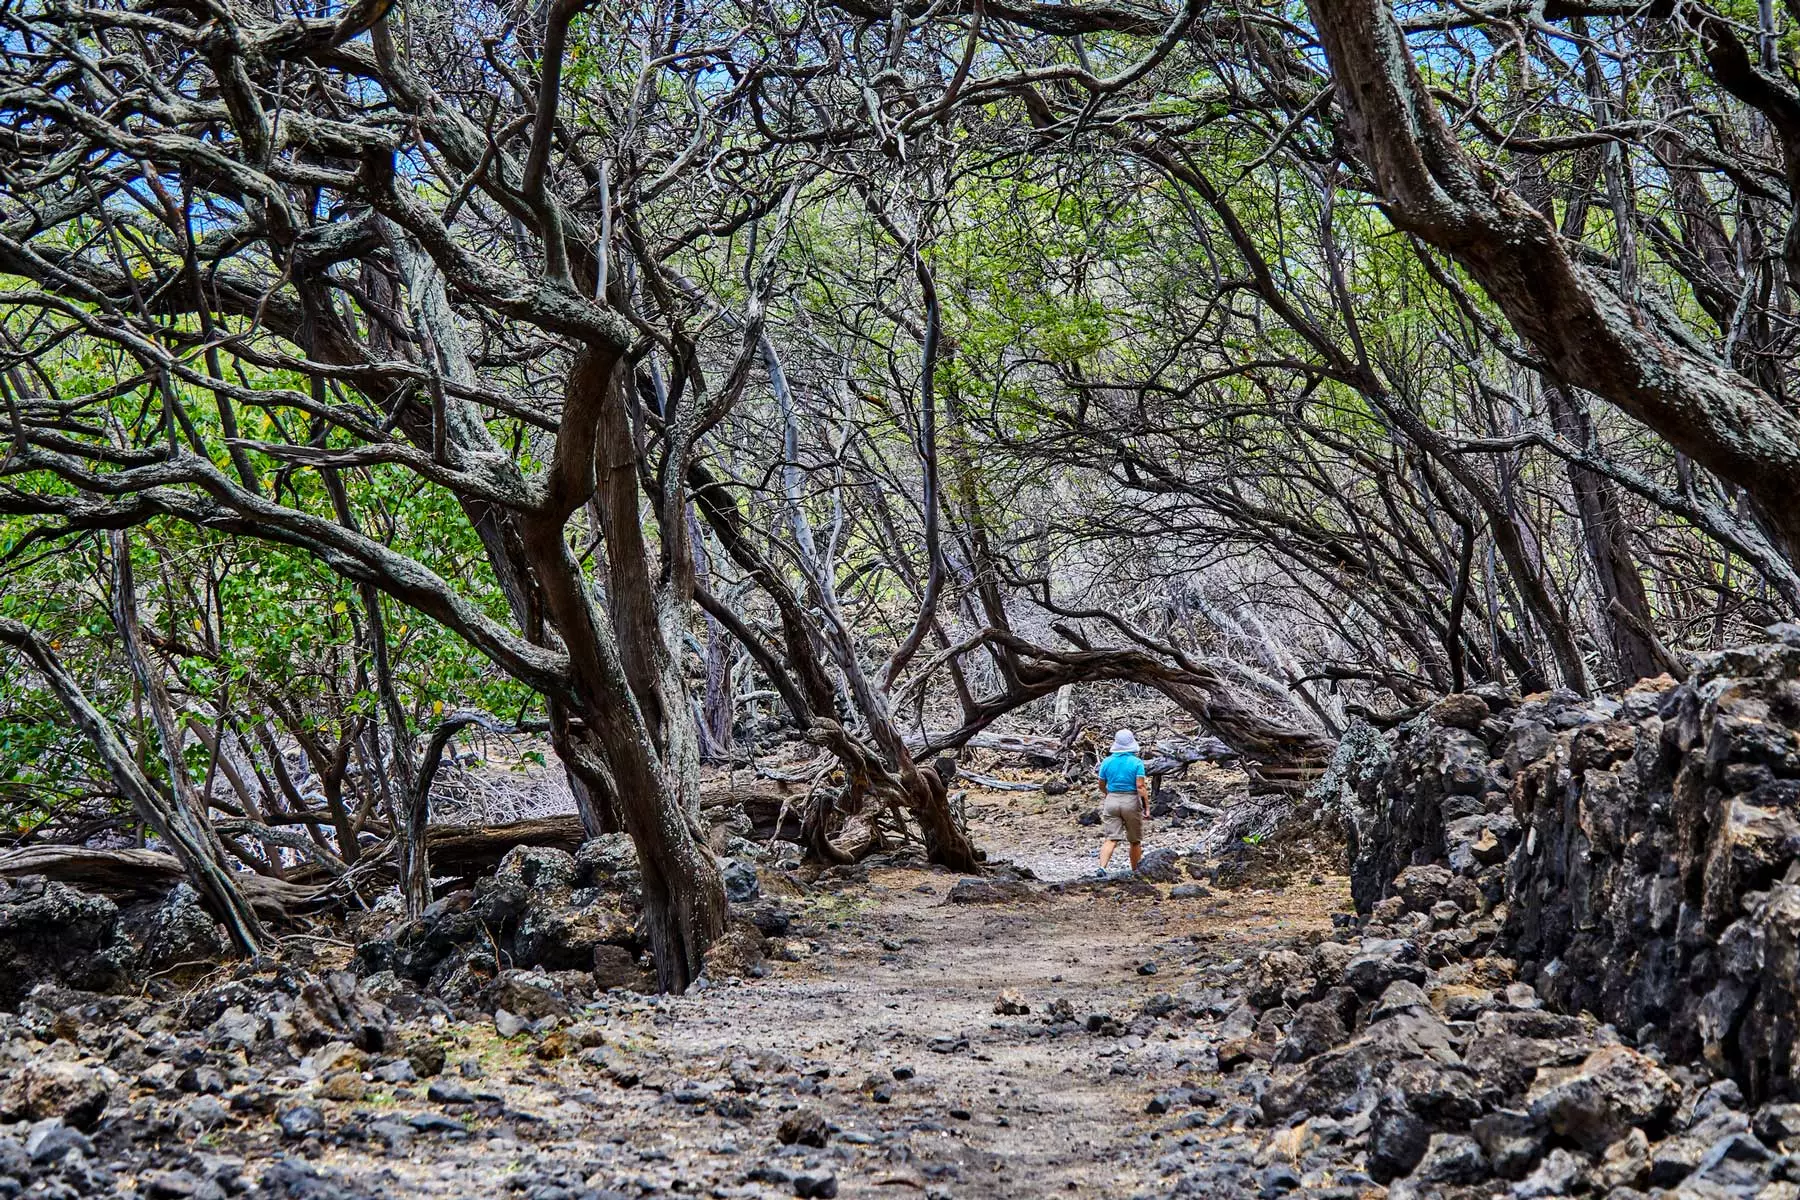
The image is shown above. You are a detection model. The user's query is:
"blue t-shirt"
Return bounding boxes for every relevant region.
[1096,752,1146,793]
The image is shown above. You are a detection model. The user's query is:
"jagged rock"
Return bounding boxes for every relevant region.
[0,878,132,1005]
[207,1007,262,1049]
[25,1118,93,1165]
[0,1061,109,1130]
[494,845,578,890]
[1393,865,1454,913]
[1648,1108,1752,1186]
[1336,645,1800,1099]
[513,893,637,972]
[1524,1045,1679,1152]
[366,869,641,990]
[1134,848,1182,882]
[1511,1147,1590,1198]
[1247,949,1314,1009]
[1368,1095,1433,1183]
[1471,1109,1545,1180]
[1385,1058,1498,1125]
[1754,1102,1800,1151]
[1342,938,1427,996]
[137,883,232,975]
[1262,1007,1458,1121]
[1372,980,1432,1021]
[293,971,394,1052]
[1431,693,1493,732]
[701,929,766,978]
[777,1107,829,1147]
[574,835,641,889]
[720,859,761,904]
[1311,940,1355,987]
[487,970,570,1020]
[1277,990,1355,1064]
[1674,1127,1777,1194]
[1413,1132,1489,1184]
[1598,1127,1649,1191]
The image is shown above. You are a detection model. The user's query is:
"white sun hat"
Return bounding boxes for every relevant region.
[1110,729,1140,754]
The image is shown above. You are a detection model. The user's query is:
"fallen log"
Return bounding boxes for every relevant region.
[958,770,1045,793]
[0,816,596,909]
[700,770,808,842]
[423,815,585,876]
[0,845,324,918]
[1154,736,1237,763]
[2,788,816,914]
[905,730,1064,762]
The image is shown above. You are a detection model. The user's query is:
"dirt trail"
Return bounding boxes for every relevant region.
[246,799,1348,1199]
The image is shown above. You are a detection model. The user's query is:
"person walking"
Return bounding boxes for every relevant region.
[1094,729,1150,874]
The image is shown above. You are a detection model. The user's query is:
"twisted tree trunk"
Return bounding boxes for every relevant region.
[1308,0,1800,564]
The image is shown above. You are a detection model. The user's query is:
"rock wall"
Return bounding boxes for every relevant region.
[1330,636,1800,1100]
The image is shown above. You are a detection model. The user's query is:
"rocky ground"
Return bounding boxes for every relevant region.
[8,647,1800,1200]
[0,774,1361,1200]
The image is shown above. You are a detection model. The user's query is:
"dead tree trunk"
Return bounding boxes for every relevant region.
[1546,385,1665,682]
[0,618,266,951]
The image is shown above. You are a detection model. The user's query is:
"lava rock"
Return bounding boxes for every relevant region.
[0,1061,109,1130]
[1470,1109,1546,1180]
[1524,1045,1679,1151]
[1276,993,1351,1064]
[494,845,579,891]
[720,859,761,904]
[1368,1096,1433,1183]
[1510,1147,1590,1198]
[1431,693,1493,731]
[427,1079,474,1104]
[791,1170,838,1199]
[0,879,130,1005]
[139,883,232,974]
[1134,848,1181,882]
[277,1104,326,1139]
[1393,865,1455,913]
[1342,938,1427,996]
[24,1119,93,1165]
[1413,1132,1489,1184]
[777,1108,829,1148]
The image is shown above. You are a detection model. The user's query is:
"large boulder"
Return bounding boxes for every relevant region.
[494,845,578,891]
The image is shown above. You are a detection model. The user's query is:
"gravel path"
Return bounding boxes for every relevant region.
[242,797,1345,1199]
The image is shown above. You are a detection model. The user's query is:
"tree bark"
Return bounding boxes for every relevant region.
[1546,385,1664,682]
[1307,0,1800,563]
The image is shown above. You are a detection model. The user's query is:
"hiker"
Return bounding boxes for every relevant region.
[1095,729,1150,874]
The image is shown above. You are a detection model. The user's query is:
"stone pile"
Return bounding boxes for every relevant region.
[0,877,235,1006]
[1331,635,1800,1098]
[1233,634,1800,1197]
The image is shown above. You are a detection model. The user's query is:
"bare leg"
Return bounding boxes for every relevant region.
[1129,843,1143,870]
[1099,840,1118,869]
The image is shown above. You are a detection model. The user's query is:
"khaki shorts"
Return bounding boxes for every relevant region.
[1100,793,1144,844]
